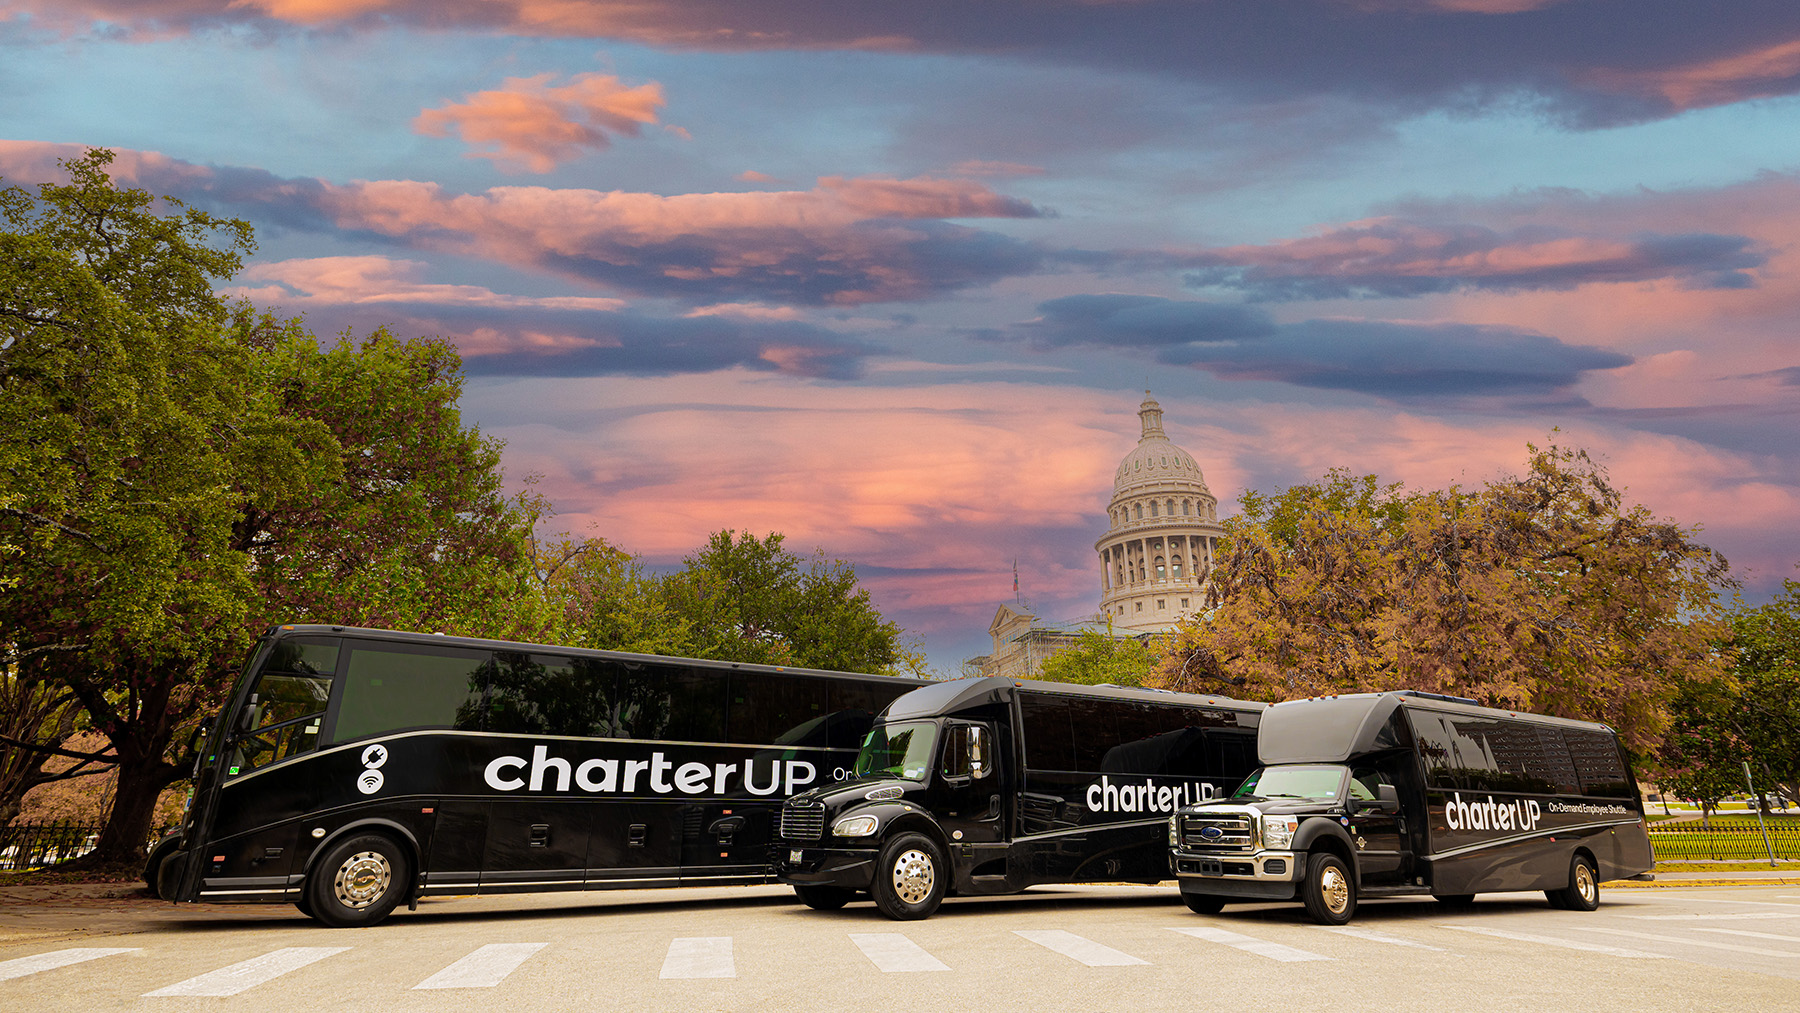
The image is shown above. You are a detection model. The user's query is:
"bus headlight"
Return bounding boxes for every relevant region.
[1168,815,1179,846]
[1261,815,1299,850]
[833,814,880,838]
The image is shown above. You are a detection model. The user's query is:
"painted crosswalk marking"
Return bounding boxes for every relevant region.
[0,948,138,983]
[1313,925,1446,951]
[1695,927,1800,944]
[1435,924,1667,958]
[1013,930,1148,966]
[413,943,547,989]
[1583,926,1799,958]
[1629,911,1800,921]
[1171,925,1331,962]
[849,934,950,972]
[144,947,350,997]
[659,937,734,979]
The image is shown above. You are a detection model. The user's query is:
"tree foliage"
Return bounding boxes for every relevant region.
[1037,625,1160,686]
[1154,447,1733,753]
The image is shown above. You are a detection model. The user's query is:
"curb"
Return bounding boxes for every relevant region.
[1606,877,1800,889]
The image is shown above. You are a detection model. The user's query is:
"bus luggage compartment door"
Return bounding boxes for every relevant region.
[680,802,773,885]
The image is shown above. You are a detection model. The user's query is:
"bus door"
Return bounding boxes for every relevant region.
[938,722,1007,845]
[1347,763,1411,887]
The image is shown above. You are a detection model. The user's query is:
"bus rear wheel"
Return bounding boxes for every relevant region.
[1548,855,1599,912]
[1300,852,1356,925]
[793,884,855,910]
[306,833,410,928]
[872,832,946,921]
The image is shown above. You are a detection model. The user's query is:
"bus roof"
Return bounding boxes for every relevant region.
[1258,690,1619,765]
[881,675,1264,722]
[260,624,927,686]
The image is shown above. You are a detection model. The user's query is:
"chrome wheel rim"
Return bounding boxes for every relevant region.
[891,848,935,905]
[1575,862,1596,905]
[1318,864,1350,916]
[333,850,391,909]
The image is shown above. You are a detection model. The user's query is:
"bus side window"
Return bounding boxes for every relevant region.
[228,639,338,776]
[332,644,491,743]
[484,653,618,737]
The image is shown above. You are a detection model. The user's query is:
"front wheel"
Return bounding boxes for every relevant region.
[793,884,855,911]
[1300,852,1356,925]
[872,832,947,921]
[305,833,410,928]
[1182,891,1226,914]
[144,834,181,898]
[1549,855,1599,912]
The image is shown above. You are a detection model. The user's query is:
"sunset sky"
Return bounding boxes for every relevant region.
[6,1,1798,671]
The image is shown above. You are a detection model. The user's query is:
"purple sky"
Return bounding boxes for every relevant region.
[5,1,1798,670]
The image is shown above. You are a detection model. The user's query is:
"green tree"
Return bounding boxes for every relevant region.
[1157,444,1732,753]
[662,531,906,673]
[1037,625,1160,686]
[1727,577,1800,805]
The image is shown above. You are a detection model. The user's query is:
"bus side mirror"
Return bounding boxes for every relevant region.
[1377,784,1400,811]
[969,726,990,780]
[235,693,260,734]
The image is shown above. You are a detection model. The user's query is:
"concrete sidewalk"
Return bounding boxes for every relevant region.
[1608,867,1800,888]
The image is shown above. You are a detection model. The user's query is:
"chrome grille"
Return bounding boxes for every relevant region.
[779,801,826,842]
[1180,814,1254,852]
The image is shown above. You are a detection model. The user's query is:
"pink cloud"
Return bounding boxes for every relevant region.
[225,255,627,310]
[1585,39,1800,112]
[414,73,666,173]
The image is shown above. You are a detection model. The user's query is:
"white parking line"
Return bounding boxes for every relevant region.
[849,934,950,972]
[144,947,350,997]
[1628,911,1800,920]
[1435,925,1667,958]
[1171,926,1331,962]
[659,937,734,979]
[413,943,548,989]
[0,948,138,983]
[1313,925,1446,951]
[1695,927,1800,944]
[1013,930,1148,966]
[1583,926,1800,959]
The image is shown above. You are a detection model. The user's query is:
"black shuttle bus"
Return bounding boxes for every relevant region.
[1168,691,1654,924]
[773,676,1264,919]
[154,625,925,927]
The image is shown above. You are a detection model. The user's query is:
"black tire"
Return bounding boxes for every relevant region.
[144,834,181,897]
[793,884,855,911]
[295,890,315,918]
[1300,852,1356,925]
[871,832,947,921]
[1434,894,1476,908]
[1550,854,1600,912]
[305,833,410,928]
[1544,888,1569,910]
[1182,891,1226,914]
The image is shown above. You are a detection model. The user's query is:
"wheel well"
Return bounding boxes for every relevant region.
[882,814,949,856]
[1570,846,1598,879]
[304,820,420,880]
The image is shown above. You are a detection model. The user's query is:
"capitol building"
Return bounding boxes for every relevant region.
[971,392,1225,678]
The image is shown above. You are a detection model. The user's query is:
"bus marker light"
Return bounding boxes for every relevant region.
[311,828,325,838]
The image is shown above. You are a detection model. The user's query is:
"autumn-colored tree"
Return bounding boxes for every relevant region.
[1154,446,1732,753]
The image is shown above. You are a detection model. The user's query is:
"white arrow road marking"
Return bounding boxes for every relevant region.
[0,948,138,983]
[413,943,547,989]
[144,947,350,997]
[1013,930,1148,966]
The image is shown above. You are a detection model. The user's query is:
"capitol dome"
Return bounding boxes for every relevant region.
[1095,393,1224,631]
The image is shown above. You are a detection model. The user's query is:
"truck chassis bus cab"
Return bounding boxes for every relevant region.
[1168,691,1654,924]
[775,676,1263,919]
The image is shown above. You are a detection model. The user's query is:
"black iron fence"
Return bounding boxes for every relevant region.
[0,821,176,871]
[1647,819,1800,861]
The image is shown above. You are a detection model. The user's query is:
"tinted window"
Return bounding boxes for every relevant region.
[333,643,490,742]
[1068,700,1122,770]
[730,672,828,745]
[1566,728,1632,798]
[827,680,910,750]
[483,653,621,737]
[1021,694,1076,770]
[616,664,726,743]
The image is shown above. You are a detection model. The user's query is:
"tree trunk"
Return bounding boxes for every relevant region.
[87,753,180,863]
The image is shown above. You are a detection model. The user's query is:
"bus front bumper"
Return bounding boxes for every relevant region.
[1171,849,1301,900]
[774,845,877,891]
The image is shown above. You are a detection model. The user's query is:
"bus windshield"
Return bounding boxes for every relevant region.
[1233,764,1346,800]
[854,721,937,781]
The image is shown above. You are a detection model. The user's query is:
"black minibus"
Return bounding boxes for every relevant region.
[154,625,925,926]
[1168,690,1655,924]
[773,676,1264,919]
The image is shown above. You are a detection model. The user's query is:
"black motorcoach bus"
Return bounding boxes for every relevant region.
[154,625,925,927]
[773,676,1264,919]
[1168,691,1654,924]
